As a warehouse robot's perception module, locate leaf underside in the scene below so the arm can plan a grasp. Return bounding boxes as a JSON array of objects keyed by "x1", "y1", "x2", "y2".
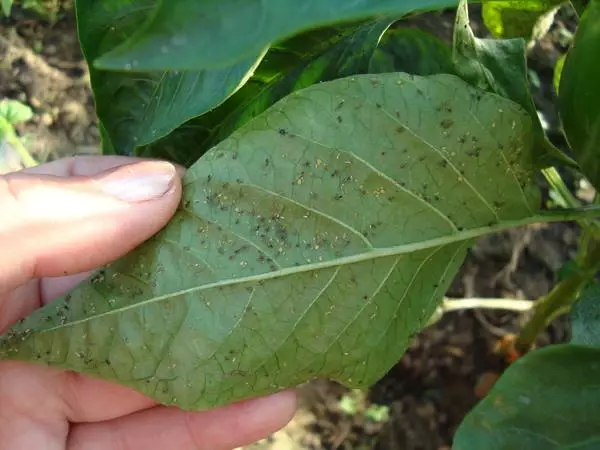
[{"x1": 0, "y1": 73, "x2": 539, "y2": 411}]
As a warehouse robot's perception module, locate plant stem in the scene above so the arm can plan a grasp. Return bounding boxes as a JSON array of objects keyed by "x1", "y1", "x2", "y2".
[
  {"x1": 427, "y1": 297, "x2": 534, "y2": 326},
  {"x1": 442, "y1": 298, "x2": 533, "y2": 312},
  {"x1": 514, "y1": 273, "x2": 589, "y2": 352},
  {"x1": 515, "y1": 239, "x2": 600, "y2": 353}
]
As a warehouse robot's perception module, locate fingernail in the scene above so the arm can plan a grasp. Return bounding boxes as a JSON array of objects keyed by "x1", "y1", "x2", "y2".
[{"x1": 96, "y1": 161, "x2": 177, "y2": 202}]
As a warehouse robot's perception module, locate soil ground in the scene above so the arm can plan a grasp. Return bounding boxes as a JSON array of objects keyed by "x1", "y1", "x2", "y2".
[{"x1": 0, "y1": 4, "x2": 585, "y2": 449}]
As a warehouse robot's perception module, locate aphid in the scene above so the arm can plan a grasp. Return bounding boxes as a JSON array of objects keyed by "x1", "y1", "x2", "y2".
[{"x1": 440, "y1": 119, "x2": 454, "y2": 129}]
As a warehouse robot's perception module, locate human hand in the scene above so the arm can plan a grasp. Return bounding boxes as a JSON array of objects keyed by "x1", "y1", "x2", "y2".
[{"x1": 0, "y1": 156, "x2": 297, "y2": 449}]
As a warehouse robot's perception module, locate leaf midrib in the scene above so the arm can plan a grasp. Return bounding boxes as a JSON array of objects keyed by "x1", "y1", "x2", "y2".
[{"x1": 44, "y1": 213, "x2": 554, "y2": 333}]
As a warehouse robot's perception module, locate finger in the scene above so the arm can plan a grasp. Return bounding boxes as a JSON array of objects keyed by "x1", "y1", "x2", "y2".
[
  {"x1": 57, "y1": 370, "x2": 155, "y2": 422},
  {"x1": 0, "y1": 361, "x2": 155, "y2": 432},
  {"x1": 68, "y1": 391, "x2": 298, "y2": 450},
  {"x1": 0, "y1": 361, "x2": 152, "y2": 449},
  {"x1": 0, "y1": 159, "x2": 182, "y2": 296},
  {"x1": 23, "y1": 155, "x2": 185, "y2": 178},
  {"x1": 0, "y1": 408, "x2": 67, "y2": 450},
  {"x1": 5, "y1": 156, "x2": 184, "y2": 312},
  {"x1": 40, "y1": 272, "x2": 93, "y2": 304}
]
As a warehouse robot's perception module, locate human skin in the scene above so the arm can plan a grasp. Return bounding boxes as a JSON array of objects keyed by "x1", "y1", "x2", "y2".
[{"x1": 0, "y1": 156, "x2": 297, "y2": 449}]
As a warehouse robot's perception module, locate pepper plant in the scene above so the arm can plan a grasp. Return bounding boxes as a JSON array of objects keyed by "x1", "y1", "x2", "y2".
[{"x1": 1, "y1": 0, "x2": 599, "y2": 447}]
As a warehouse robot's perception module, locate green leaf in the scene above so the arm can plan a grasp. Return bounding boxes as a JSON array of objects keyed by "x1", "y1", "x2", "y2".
[
  {"x1": 454, "y1": 345, "x2": 600, "y2": 449},
  {"x1": 553, "y1": 53, "x2": 566, "y2": 95},
  {"x1": 74, "y1": 0, "x2": 263, "y2": 156},
  {"x1": 0, "y1": 73, "x2": 541, "y2": 411},
  {"x1": 94, "y1": 0, "x2": 462, "y2": 71},
  {"x1": 453, "y1": 0, "x2": 575, "y2": 168},
  {"x1": 571, "y1": 283, "x2": 600, "y2": 346},
  {"x1": 558, "y1": 0, "x2": 600, "y2": 190},
  {"x1": 0, "y1": 116, "x2": 14, "y2": 142},
  {"x1": 368, "y1": 27, "x2": 455, "y2": 75},
  {"x1": 139, "y1": 20, "x2": 393, "y2": 166},
  {"x1": 482, "y1": 0, "x2": 562, "y2": 40},
  {"x1": 1, "y1": 0, "x2": 12, "y2": 16},
  {"x1": 0, "y1": 99, "x2": 34, "y2": 125}
]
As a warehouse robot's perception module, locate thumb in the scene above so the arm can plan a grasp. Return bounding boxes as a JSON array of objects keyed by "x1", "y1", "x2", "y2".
[{"x1": 0, "y1": 160, "x2": 182, "y2": 294}]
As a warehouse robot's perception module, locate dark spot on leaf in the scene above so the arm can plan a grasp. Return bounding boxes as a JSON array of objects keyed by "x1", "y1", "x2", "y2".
[
  {"x1": 278, "y1": 128, "x2": 287, "y2": 136},
  {"x1": 375, "y1": 103, "x2": 382, "y2": 109},
  {"x1": 396, "y1": 126, "x2": 405, "y2": 134},
  {"x1": 441, "y1": 119, "x2": 454, "y2": 129},
  {"x1": 337, "y1": 116, "x2": 343, "y2": 123}
]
